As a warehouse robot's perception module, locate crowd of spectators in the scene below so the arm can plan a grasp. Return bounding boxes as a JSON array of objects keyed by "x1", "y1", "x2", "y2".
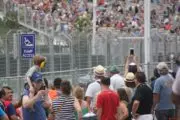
[
  {"x1": 1, "y1": 54, "x2": 180, "y2": 120},
  {"x1": 7, "y1": 0, "x2": 180, "y2": 34}
]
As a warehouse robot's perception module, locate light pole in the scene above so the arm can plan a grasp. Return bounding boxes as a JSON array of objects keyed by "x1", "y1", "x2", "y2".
[
  {"x1": 144, "y1": 0, "x2": 151, "y2": 79},
  {"x1": 92, "y1": 0, "x2": 97, "y2": 55}
]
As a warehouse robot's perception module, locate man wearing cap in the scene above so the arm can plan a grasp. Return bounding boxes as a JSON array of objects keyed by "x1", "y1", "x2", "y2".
[
  {"x1": 152, "y1": 62, "x2": 175, "y2": 120},
  {"x1": 109, "y1": 66, "x2": 125, "y2": 91},
  {"x1": 85, "y1": 65, "x2": 105, "y2": 111},
  {"x1": 22, "y1": 72, "x2": 51, "y2": 120}
]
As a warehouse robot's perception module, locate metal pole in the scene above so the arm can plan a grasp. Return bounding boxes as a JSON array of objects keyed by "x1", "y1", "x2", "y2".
[
  {"x1": 5, "y1": 30, "x2": 12, "y2": 77},
  {"x1": 144, "y1": 0, "x2": 151, "y2": 79},
  {"x1": 92, "y1": 0, "x2": 97, "y2": 55}
]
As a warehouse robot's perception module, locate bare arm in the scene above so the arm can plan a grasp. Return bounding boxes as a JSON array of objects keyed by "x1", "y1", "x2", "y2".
[
  {"x1": 86, "y1": 96, "x2": 91, "y2": 110},
  {"x1": 152, "y1": 93, "x2": 160, "y2": 111},
  {"x1": 132, "y1": 100, "x2": 140, "y2": 118},
  {"x1": 9, "y1": 115, "x2": 18, "y2": 120},
  {"x1": 22, "y1": 90, "x2": 45, "y2": 108},
  {"x1": 74, "y1": 98, "x2": 82, "y2": 120},
  {"x1": 43, "y1": 94, "x2": 51, "y2": 109},
  {"x1": 96, "y1": 108, "x2": 102, "y2": 120},
  {"x1": 118, "y1": 103, "x2": 128, "y2": 120}
]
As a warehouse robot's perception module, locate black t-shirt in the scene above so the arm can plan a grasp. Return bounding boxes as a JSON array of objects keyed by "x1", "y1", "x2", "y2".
[{"x1": 130, "y1": 84, "x2": 153, "y2": 115}]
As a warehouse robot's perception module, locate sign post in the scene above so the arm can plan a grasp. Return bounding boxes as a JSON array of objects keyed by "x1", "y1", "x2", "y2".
[{"x1": 20, "y1": 34, "x2": 36, "y2": 58}]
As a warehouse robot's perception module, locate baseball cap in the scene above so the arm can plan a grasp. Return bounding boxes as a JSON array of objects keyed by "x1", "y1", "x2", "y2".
[
  {"x1": 109, "y1": 66, "x2": 119, "y2": 73},
  {"x1": 31, "y1": 72, "x2": 43, "y2": 82}
]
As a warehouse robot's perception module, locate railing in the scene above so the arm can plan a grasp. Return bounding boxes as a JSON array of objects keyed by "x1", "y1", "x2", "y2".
[{"x1": 0, "y1": 62, "x2": 176, "y2": 99}]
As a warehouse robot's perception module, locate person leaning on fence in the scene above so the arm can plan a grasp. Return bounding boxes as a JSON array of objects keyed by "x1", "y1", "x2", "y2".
[
  {"x1": 25, "y1": 55, "x2": 46, "y2": 98},
  {"x1": 172, "y1": 55, "x2": 180, "y2": 120}
]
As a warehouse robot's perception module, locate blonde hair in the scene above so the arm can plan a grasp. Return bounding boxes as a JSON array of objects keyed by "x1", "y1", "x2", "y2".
[{"x1": 73, "y1": 86, "x2": 84, "y2": 100}]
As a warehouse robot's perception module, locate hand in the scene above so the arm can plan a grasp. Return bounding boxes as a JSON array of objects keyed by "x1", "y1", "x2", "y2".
[{"x1": 37, "y1": 90, "x2": 47, "y2": 98}]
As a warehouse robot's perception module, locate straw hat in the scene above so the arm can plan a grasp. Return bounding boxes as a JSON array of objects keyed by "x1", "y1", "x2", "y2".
[
  {"x1": 125, "y1": 72, "x2": 135, "y2": 82},
  {"x1": 94, "y1": 65, "x2": 105, "y2": 77}
]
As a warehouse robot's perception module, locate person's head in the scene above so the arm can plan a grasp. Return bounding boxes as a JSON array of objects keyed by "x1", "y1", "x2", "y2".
[
  {"x1": 33, "y1": 55, "x2": 46, "y2": 69},
  {"x1": 2, "y1": 86, "x2": 13, "y2": 101},
  {"x1": 93, "y1": 65, "x2": 105, "y2": 80},
  {"x1": 128, "y1": 63, "x2": 138, "y2": 74},
  {"x1": 61, "y1": 80, "x2": 72, "y2": 95},
  {"x1": 0, "y1": 88, "x2": 5, "y2": 99},
  {"x1": 135, "y1": 72, "x2": 146, "y2": 85},
  {"x1": 125, "y1": 72, "x2": 136, "y2": 88},
  {"x1": 100, "y1": 77, "x2": 110, "y2": 87},
  {"x1": 109, "y1": 66, "x2": 119, "y2": 76},
  {"x1": 53, "y1": 77, "x2": 62, "y2": 89},
  {"x1": 31, "y1": 72, "x2": 44, "y2": 92},
  {"x1": 156, "y1": 62, "x2": 169, "y2": 75},
  {"x1": 117, "y1": 88, "x2": 129, "y2": 103},
  {"x1": 73, "y1": 86, "x2": 84, "y2": 100},
  {"x1": 153, "y1": 68, "x2": 160, "y2": 78}
]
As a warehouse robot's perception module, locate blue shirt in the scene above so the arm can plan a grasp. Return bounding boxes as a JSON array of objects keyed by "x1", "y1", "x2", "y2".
[
  {"x1": 0, "y1": 107, "x2": 5, "y2": 118},
  {"x1": 22, "y1": 89, "x2": 46, "y2": 120},
  {"x1": 153, "y1": 74, "x2": 175, "y2": 110}
]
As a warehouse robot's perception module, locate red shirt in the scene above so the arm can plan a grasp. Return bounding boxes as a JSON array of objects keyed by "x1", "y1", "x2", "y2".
[{"x1": 96, "y1": 90, "x2": 119, "y2": 120}]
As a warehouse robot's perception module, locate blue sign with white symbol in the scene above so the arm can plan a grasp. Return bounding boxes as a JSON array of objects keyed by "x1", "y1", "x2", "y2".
[{"x1": 21, "y1": 34, "x2": 35, "y2": 58}]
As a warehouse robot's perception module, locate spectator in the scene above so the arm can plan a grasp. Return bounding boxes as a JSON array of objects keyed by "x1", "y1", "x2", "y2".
[
  {"x1": 22, "y1": 72, "x2": 51, "y2": 120},
  {"x1": 124, "y1": 72, "x2": 136, "y2": 102},
  {"x1": 74, "y1": 86, "x2": 89, "y2": 120},
  {"x1": 150, "y1": 68, "x2": 160, "y2": 91},
  {"x1": 153, "y1": 62, "x2": 175, "y2": 120},
  {"x1": 130, "y1": 72, "x2": 153, "y2": 120},
  {"x1": 109, "y1": 66, "x2": 125, "y2": 90},
  {"x1": 172, "y1": 55, "x2": 180, "y2": 120},
  {"x1": 96, "y1": 77, "x2": 119, "y2": 120},
  {"x1": 0, "y1": 107, "x2": 9, "y2": 120},
  {"x1": 117, "y1": 88, "x2": 129, "y2": 120},
  {"x1": 0, "y1": 86, "x2": 18, "y2": 120},
  {"x1": 48, "y1": 77, "x2": 62, "y2": 100},
  {"x1": 85, "y1": 65, "x2": 105, "y2": 111},
  {"x1": 25, "y1": 55, "x2": 46, "y2": 98},
  {"x1": 50, "y1": 80, "x2": 81, "y2": 120}
]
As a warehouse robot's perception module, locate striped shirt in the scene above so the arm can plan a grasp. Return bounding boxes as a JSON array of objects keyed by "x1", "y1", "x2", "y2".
[{"x1": 52, "y1": 94, "x2": 75, "y2": 120}]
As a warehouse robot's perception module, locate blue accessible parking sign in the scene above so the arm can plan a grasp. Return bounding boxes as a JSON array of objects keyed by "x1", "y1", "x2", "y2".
[{"x1": 21, "y1": 34, "x2": 36, "y2": 58}]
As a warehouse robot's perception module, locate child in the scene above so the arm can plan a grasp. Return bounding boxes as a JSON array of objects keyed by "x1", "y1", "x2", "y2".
[
  {"x1": 117, "y1": 88, "x2": 129, "y2": 120},
  {"x1": 25, "y1": 55, "x2": 46, "y2": 97},
  {"x1": 73, "y1": 86, "x2": 88, "y2": 119}
]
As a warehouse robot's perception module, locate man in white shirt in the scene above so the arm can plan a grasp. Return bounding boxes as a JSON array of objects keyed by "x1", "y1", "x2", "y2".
[
  {"x1": 85, "y1": 65, "x2": 105, "y2": 111},
  {"x1": 109, "y1": 66, "x2": 125, "y2": 91}
]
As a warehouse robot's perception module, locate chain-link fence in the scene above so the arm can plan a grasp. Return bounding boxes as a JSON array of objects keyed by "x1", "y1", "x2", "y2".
[{"x1": 0, "y1": 62, "x2": 176, "y2": 99}]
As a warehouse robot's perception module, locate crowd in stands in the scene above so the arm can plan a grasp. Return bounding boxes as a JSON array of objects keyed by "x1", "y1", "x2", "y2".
[
  {"x1": 6, "y1": 0, "x2": 179, "y2": 35},
  {"x1": 0, "y1": 54, "x2": 180, "y2": 120}
]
